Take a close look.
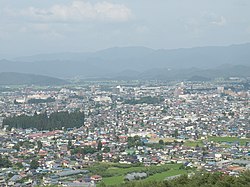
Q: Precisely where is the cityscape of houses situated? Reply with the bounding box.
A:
[0,78,249,186]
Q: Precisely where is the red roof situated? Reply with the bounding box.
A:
[28,130,62,139]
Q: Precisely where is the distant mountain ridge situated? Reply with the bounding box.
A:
[1,43,250,79]
[0,72,67,85]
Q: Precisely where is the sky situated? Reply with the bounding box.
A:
[0,0,250,57]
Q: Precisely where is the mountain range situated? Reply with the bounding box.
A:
[0,43,250,80]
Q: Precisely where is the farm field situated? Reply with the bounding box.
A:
[99,163,188,186]
[183,136,250,147]
[208,136,250,146]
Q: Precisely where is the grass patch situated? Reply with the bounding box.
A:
[105,166,146,176]
[99,164,186,186]
[208,136,250,146]
[184,140,203,147]
[183,137,250,147]
[101,175,124,186]
[145,169,187,181]
[105,164,182,176]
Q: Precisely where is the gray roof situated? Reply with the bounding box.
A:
[9,175,21,182]
[62,182,95,187]
[55,170,89,177]
[0,148,16,153]
[165,174,182,180]
[232,160,250,165]
[124,172,147,181]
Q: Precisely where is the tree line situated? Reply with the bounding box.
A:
[27,97,55,104]
[124,96,164,105]
[2,111,84,130]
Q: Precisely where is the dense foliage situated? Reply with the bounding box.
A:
[127,136,144,148]
[0,155,12,168]
[99,171,250,187]
[30,159,39,169]
[71,146,97,155]
[3,111,84,130]
[27,97,55,104]
[124,96,164,105]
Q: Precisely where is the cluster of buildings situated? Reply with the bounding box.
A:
[0,79,249,186]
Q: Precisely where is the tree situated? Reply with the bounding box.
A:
[174,129,178,138]
[0,155,12,168]
[37,140,43,150]
[67,140,72,150]
[159,139,164,145]
[115,135,120,142]
[15,162,24,169]
[13,144,20,151]
[30,159,39,169]
[103,146,110,153]
[246,133,250,139]
[97,153,103,162]
[14,99,19,105]
[97,140,103,151]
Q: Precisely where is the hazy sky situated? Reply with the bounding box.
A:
[1,0,250,57]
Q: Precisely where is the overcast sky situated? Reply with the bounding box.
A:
[1,0,250,57]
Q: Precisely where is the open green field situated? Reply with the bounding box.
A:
[106,166,145,176]
[208,136,250,146]
[145,169,187,181]
[183,136,250,147]
[184,140,203,147]
[102,175,124,186]
[99,164,187,186]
